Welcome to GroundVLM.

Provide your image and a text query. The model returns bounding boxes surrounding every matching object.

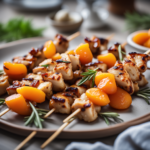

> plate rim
[0,37,150,138]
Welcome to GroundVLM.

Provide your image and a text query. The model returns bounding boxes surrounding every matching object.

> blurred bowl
[46,11,83,32]
[127,30,149,51]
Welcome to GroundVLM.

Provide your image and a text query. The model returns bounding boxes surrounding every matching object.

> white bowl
[127,30,149,51]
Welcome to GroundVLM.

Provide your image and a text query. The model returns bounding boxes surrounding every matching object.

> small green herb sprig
[125,12,150,32]
[41,64,49,68]
[0,98,5,106]
[24,102,49,129]
[77,67,99,87]
[135,87,150,105]
[99,112,123,125]
[0,18,45,42]
[0,70,4,75]
[118,45,126,62]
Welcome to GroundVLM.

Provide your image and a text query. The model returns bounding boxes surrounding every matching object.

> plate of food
[0,32,150,149]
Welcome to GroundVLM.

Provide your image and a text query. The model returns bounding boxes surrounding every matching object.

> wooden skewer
[67,31,80,41]
[41,117,76,149]
[121,41,127,49]
[0,108,10,117]
[106,33,115,41]
[63,108,81,123]
[145,49,150,55]
[14,131,37,150]
[14,108,55,150]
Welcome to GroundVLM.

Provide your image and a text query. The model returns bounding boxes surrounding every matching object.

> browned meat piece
[126,52,150,73]
[53,34,69,53]
[137,74,148,87]
[108,42,126,60]
[108,61,134,95]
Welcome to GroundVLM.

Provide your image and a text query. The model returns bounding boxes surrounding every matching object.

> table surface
[0,1,150,150]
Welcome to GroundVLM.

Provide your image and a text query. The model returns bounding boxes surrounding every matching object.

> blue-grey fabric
[65,122,150,150]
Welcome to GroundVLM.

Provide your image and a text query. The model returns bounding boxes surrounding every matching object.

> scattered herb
[0,98,5,106]
[77,67,99,87]
[0,70,4,75]
[24,102,49,128]
[125,12,150,32]
[41,64,49,68]
[135,87,150,105]
[99,112,123,125]
[56,59,71,63]
[0,18,45,42]
[118,45,124,61]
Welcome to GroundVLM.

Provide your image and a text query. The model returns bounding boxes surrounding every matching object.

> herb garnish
[56,59,71,63]
[24,102,49,128]
[125,12,150,32]
[0,98,5,106]
[118,45,125,61]
[77,67,99,87]
[41,64,49,68]
[0,18,45,42]
[135,87,150,105]
[0,70,4,75]
[99,112,123,125]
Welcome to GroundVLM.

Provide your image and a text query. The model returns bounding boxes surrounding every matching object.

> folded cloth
[65,121,150,150]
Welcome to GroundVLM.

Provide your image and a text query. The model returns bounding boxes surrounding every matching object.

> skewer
[63,108,81,123]
[121,41,127,48]
[14,131,37,150]
[67,31,80,41]
[41,117,76,149]
[106,33,115,41]
[14,108,55,150]
[0,108,10,117]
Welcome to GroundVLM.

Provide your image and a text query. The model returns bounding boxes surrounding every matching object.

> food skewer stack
[0,33,150,150]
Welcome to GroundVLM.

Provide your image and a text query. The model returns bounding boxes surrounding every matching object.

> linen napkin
[65,121,150,150]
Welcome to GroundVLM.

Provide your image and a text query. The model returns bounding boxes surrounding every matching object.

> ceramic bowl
[127,30,149,51]
[46,11,83,32]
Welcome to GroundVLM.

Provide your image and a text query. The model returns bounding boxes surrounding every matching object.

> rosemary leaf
[41,64,49,68]
[25,111,35,126]
[77,76,90,86]
[0,70,4,75]
[103,116,110,125]
[118,45,123,61]
[0,98,5,106]
[29,102,42,129]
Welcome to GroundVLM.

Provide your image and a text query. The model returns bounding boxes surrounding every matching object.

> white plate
[127,30,149,51]
[0,37,150,139]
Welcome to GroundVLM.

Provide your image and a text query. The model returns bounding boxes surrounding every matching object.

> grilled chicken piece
[108,61,134,95]
[38,82,53,99]
[126,52,150,73]
[39,59,56,71]
[84,61,107,72]
[72,93,101,122]
[133,82,139,92]
[137,74,148,87]
[99,38,109,51]
[50,94,71,114]
[33,66,48,74]
[84,36,100,54]
[53,34,69,53]
[13,47,45,71]
[42,72,66,92]
[108,42,126,60]
[75,79,92,89]
[54,53,73,80]
[123,59,141,82]
[65,85,86,97]
[0,74,10,96]
[69,54,81,71]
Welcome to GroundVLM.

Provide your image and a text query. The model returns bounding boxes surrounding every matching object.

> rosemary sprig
[99,112,123,125]
[0,98,5,106]
[0,70,4,75]
[135,87,150,105]
[56,59,71,63]
[24,102,49,128]
[41,64,49,68]
[125,12,150,32]
[118,45,124,61]
[77,67,99,87]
